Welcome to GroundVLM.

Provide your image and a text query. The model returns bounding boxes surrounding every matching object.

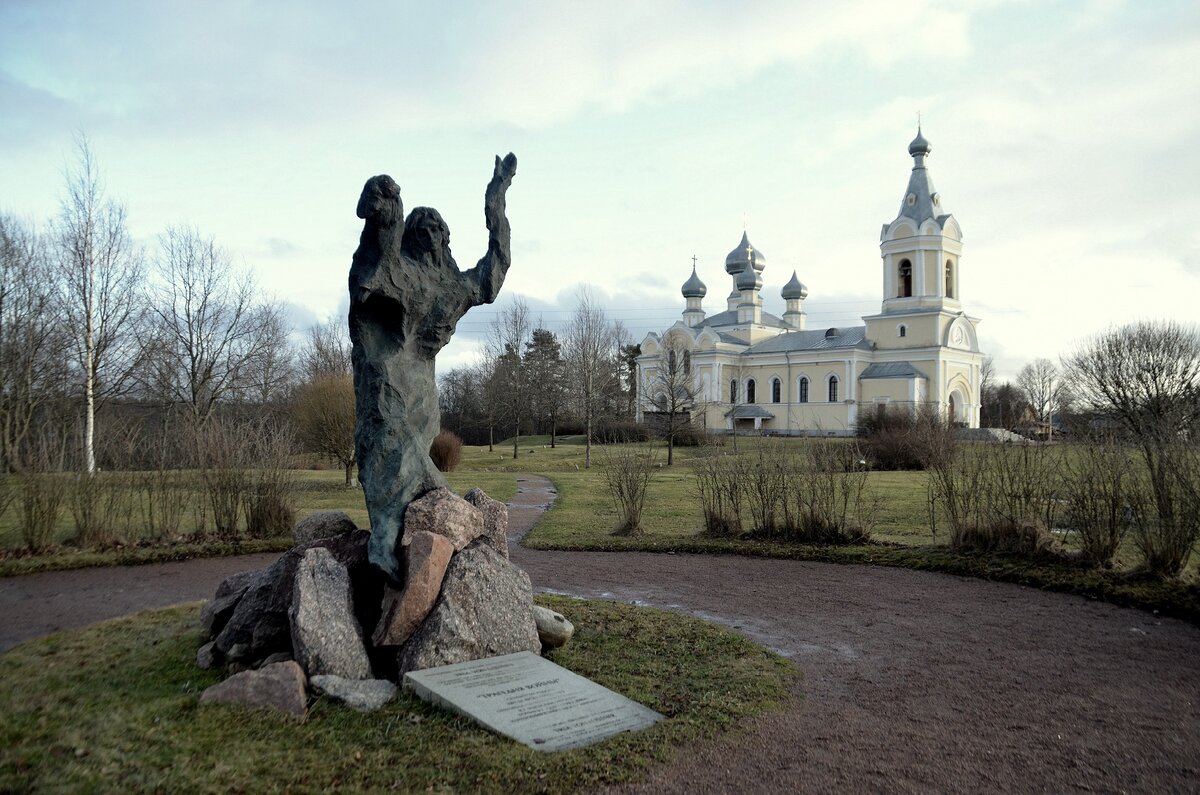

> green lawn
[0,596,796,794]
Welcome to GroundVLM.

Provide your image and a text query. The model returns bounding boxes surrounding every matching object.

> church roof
[781,270,808,300]
[725,405,775,419]
[860,361,926,379]
[894,127,948,227]
[743,326,871,354]
[725,232,766,275]
[681,266,707,298]
[695,309,790,331]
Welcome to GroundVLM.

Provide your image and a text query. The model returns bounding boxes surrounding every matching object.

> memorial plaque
[403,652,664,752]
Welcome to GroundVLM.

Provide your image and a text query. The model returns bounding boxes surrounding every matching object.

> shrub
[19,472,65,552]
[780,440,876,544]
[599,445,656,535]
[671,424,718,447]
[857,405,959,471]
[590,419,650,444]
[429,430,464,472]
[1060,437,1138,567]
[1134,441,1200,577]
[243,422,297,539]
[691,448,744,537]
[929,441,1061,557]
[69,472,129,548]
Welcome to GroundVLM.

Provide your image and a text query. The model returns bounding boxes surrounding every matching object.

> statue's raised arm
[467,152,518,304]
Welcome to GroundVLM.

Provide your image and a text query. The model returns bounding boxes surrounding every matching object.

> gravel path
[2,474,1198,793]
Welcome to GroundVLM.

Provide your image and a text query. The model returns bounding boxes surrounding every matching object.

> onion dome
[681,265,707,298]
[908,127,931,157]
[725,231,766,275]
[736,265,763,292]
[781,270,808,300]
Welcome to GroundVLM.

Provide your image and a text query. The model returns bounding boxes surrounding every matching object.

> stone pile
[197,487,571,720]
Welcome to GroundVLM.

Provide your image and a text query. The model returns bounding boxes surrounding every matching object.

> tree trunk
[488,424,494,453]
[513,416,519,460]
[344,460,353,488]
[550,414,557,448]
[84,304,96,475]
[667,434,674,466]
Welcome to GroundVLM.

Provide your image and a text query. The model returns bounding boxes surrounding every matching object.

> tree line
[438,291,641,469]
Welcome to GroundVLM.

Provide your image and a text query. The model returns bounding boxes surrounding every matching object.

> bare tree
[1064,320,1200,576]
[1064,321,1200,444]
[641,337,703,465]
[1016,357,1070,437]
[300,315,352,380]
[143,225,283,423]
[0,215,68,472]
[486,297,532,460]
[294,373,356,486]
[53,136,143,473]
[564,288,615,469]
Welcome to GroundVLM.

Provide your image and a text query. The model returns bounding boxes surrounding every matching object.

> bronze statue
[349,154,517,582]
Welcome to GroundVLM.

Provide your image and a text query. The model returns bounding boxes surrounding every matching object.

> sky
[1,0,1197,381]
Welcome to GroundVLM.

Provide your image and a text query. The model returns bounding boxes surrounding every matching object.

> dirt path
[2,474,1198,793]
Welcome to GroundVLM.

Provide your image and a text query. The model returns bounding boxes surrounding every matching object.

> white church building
[636,129,985,435]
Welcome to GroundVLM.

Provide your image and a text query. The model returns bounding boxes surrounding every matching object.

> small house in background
[637,130,986,435]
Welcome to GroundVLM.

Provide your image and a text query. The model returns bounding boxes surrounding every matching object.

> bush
[671,425,718,447]
[19,472,65,552]
[929,441,1061,557]
[429,430,464,472]
[1135,441,1200,577]
[599,445,656,535]
[69,472,132,548]
[590,419,650,444]
[856,405,957,471]
[692,450,745,537]
[243,422,297,539]
[1060,437,1138,567]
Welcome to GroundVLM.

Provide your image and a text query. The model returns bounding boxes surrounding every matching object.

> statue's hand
[489,152,518,192]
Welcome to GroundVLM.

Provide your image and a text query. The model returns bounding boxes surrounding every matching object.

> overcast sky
[1,0,1196,380]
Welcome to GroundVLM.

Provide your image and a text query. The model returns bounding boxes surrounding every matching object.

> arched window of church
[899,325,907,338]
[747,379,756,404]
[730,379,737,403]
[945,260,955,298]
[898,260,913,298]
[798,376,809,403]
[683,351,691,374]
[668,350,677,374]
[828,375,839,403]
[771,378,781,403]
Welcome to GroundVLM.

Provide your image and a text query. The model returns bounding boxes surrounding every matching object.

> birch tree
[53,136,143,473]
[564,289,614,468]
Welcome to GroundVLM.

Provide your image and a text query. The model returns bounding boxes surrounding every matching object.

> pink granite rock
[464,487,509,558]
[401,487,484,550]
[373,530,455,647]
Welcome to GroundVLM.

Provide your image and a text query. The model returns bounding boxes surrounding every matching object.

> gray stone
[532,605,574,650]
[196,641,217,670]
[310,674,397,712]
[290,547,372,680]
[401,488,484,551]
[258,652,293,668]
[199,661,308,720]
[200,568,264,639]
[464,488,509,558]
[395,542,540,676]
[404,652,663,752]
[213,531,382,666]
[350,154,518,583]
[373,530,455,647]
[294,510,358,545]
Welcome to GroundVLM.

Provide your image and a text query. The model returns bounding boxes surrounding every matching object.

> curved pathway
[1,474,1198,793]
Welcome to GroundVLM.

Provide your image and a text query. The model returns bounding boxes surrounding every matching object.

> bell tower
[878,128,963,316]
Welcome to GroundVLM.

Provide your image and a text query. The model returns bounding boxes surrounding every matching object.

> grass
[0,596,796,794]
[0,469,517,576]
